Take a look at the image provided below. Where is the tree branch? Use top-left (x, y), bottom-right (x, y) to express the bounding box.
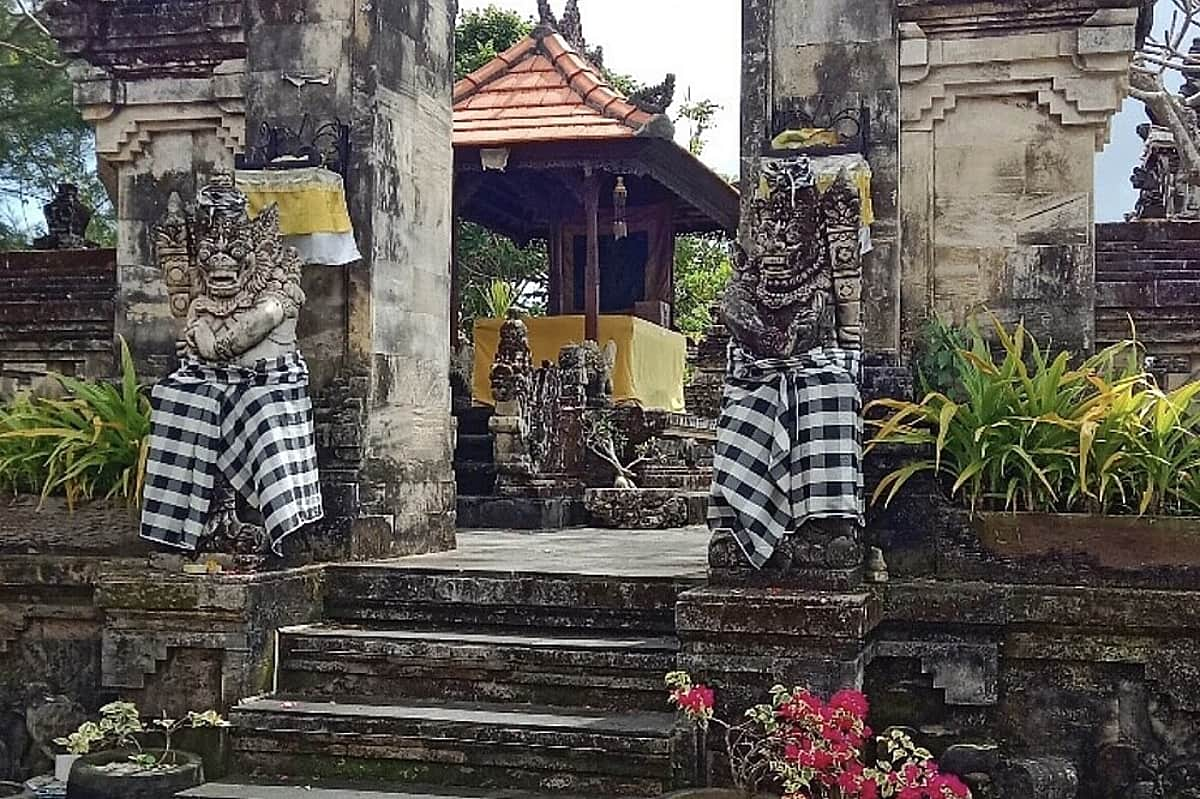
top-left (0, 37), bottom-right (65, 68)
top-left (1130, 69), bottom-right (1200, 185)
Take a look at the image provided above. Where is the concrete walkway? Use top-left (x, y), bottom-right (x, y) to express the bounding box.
top-left (376, 526), bottom-right (710, 579)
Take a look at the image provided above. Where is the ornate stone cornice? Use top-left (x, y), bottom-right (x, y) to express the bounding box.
top-left (900, 9), bottom-right (1139, 149)
top-left (43, 0), bottom-right (245, 78)
top-left (69, 59), bottom-right (246, 164)
top-left (898, 0), bottom-right (1142, 36)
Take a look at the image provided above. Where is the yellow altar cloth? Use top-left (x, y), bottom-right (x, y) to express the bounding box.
top-left (473, 315), bottom-right (688, 412)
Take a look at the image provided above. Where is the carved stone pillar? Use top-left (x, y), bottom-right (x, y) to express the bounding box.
top-left (488, 318), bottom-right (535, 491)
top-left (898, 3), bottom-right (1140, 353)
top-left (48, 0), bottom-right (459, 561)
top-left (44, 0), bottom-right (248, 376)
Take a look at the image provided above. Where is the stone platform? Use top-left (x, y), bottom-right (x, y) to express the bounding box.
top-left (395, 527), bottom-right (709, 579)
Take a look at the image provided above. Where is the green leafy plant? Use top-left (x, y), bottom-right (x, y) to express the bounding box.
top-left (0, 337), bottom-right (150, 506)
top-left (868, 315), bottom-right (1200, 517)
top-left (912, 315), bottom-right (969, 398)
top-left (54, 702), bottom-right (226, 768)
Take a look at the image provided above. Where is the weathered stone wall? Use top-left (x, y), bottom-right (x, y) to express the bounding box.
top-left (1096, 221), bottom-right (1200, 387)
top-left (0, 249), bottom-right (116, 395)
top-left (898, 2), bottom-right (1139, 354)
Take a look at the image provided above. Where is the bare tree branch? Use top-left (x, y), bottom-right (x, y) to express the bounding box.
top-left (0, 37), bottom-right (65, 68)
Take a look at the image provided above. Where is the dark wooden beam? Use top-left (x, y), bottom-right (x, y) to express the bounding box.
top-left (584, 172), bottom-right (601, 341)
top-left (548, 221), bottom-right (563, 316)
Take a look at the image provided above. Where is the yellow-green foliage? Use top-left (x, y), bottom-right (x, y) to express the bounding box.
top-left (0, 339), bottom-right (150, 506)
top-left (868, 316), bottom-right (1200, 517)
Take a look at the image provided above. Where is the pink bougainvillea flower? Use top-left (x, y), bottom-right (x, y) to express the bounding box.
top-left (674, 685), bottom-right (714, 715)
top-left (932, 774), bottom-right (971, 798)
top-left (829, 689), bottom-right (870, 718)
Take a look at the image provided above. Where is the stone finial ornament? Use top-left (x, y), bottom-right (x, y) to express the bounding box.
top-left (490, 317), bottom-right (534, 405)
top-left (33, 183), bottom-right (94, 250)
top-left (154, 172), bottom-right (306, 365)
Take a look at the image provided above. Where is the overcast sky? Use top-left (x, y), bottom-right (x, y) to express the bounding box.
top-left (464, 0), bottom-right (1170, 223)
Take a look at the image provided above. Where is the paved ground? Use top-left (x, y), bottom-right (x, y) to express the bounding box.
top-left (376, 526), bottom-right (710, 579)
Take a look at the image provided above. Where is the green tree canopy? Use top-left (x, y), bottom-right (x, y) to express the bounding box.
top-left (0, 0), bottom-right (114, 247)
top-left (455, 5), bottom-right (535, 80)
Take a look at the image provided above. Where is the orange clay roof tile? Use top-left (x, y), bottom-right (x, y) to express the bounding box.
top-left (453, 28), bottom-right (662, 147)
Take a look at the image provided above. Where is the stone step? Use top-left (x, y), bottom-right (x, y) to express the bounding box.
top-left (276, 624), bottom-right (677, 710)
top-left (455, 497), bottom-right (585, 531)
top-left (455, 433), bottom-right (494, 464)
top-left (455, 406), bottom-right (495, 436)
top-left (181, 780), bottom-right (596, 799)
top-left (455, 462), bottom-right (498, 497)
top-left (230, 698), bottom-right (688, 797)
top-left (324, 567), bottom-right (688, 634)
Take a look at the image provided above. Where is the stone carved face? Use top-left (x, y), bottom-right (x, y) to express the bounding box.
top-left (491, 318), bottom-right (533, 404)
top-left (722, 157), bottom-right (864, 358)
top-left (754, 184), bottom-right (826, 311)
top-left (155, 172), bottom-right (306, 364)
top-left (195, 216), bottom-right (258, 300)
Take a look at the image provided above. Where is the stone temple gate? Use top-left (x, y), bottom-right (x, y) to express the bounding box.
top-left (43, 0), bottom-right (459, 560)
top-left (3, 1), bottom-right (1196, 798)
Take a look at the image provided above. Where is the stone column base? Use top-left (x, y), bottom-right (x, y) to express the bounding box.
top-left (96, 567), bottom-right (323, 715)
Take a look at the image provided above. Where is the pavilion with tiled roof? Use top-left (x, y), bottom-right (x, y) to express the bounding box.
top-left (451, 1), bottom-right (738, 351)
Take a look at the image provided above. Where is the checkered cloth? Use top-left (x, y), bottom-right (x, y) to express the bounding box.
top-left (708, 345), bottom-right (864, 569)
top-left (140, 352), bottom-right (324, 554)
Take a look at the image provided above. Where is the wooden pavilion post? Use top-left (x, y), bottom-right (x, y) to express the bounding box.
top-left (449, 216), bottom-right (461, 346)
top-left (548, 221), bottom-right (563, 316)
top-left (583, 172), bottom-right (601, 341)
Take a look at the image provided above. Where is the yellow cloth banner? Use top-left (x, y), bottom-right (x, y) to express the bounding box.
top-left (473, 315), bottom-right (688, 413)
top-left (236, 167), bottom-right (353, 236)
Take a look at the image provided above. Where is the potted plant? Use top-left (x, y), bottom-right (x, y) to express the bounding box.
top-left (867, 315), bottom-right (1200, 585)
top-left (53, 721), bottom-right (102, 782)
top-left (53, 702), bottom-right (225, 799)
top-left (663, 672), bottom-right (972, 799)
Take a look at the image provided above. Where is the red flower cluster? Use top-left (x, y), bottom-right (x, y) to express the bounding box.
top-left (776, 688), bottom-right (876, 797)
top-left (674, 684), bottom-right (715, 716)
top-left (665, 675), bottom-right (972, 799)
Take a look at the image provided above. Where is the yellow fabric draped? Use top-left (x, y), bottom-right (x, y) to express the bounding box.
top-left (756, 151), bottom-right (874, 228)
top-left (236, 168), bottom-right (353, 236)
top-left (473, 315), bottom-right (688, 413)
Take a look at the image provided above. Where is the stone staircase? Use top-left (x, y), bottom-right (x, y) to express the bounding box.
top-left (454, 406), bottom-right (497, 498)
top-left (197, 563), bottom-right (700, 798)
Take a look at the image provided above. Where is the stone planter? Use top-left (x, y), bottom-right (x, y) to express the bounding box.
top-left (66, 750), bottom-right (203, 799)
top-left (584, 488), bottom-right (707, 529)
top-left (55, 754), bottom-right (81, 782)
top-left (937, 509), bottom-right (1200, 589)
top-left (0, 496), bottom-right (146, 557)
top-left (0, 781), bottom-right (31, 798)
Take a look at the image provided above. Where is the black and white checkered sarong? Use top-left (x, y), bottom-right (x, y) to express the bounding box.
top-left (140, 352), bottom-right (324, 554)
top-left (708, 345), bottom-right (863, 569)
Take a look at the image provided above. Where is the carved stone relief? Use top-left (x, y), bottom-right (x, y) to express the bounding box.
top-left (722, 156), bottom-right (864, 359)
